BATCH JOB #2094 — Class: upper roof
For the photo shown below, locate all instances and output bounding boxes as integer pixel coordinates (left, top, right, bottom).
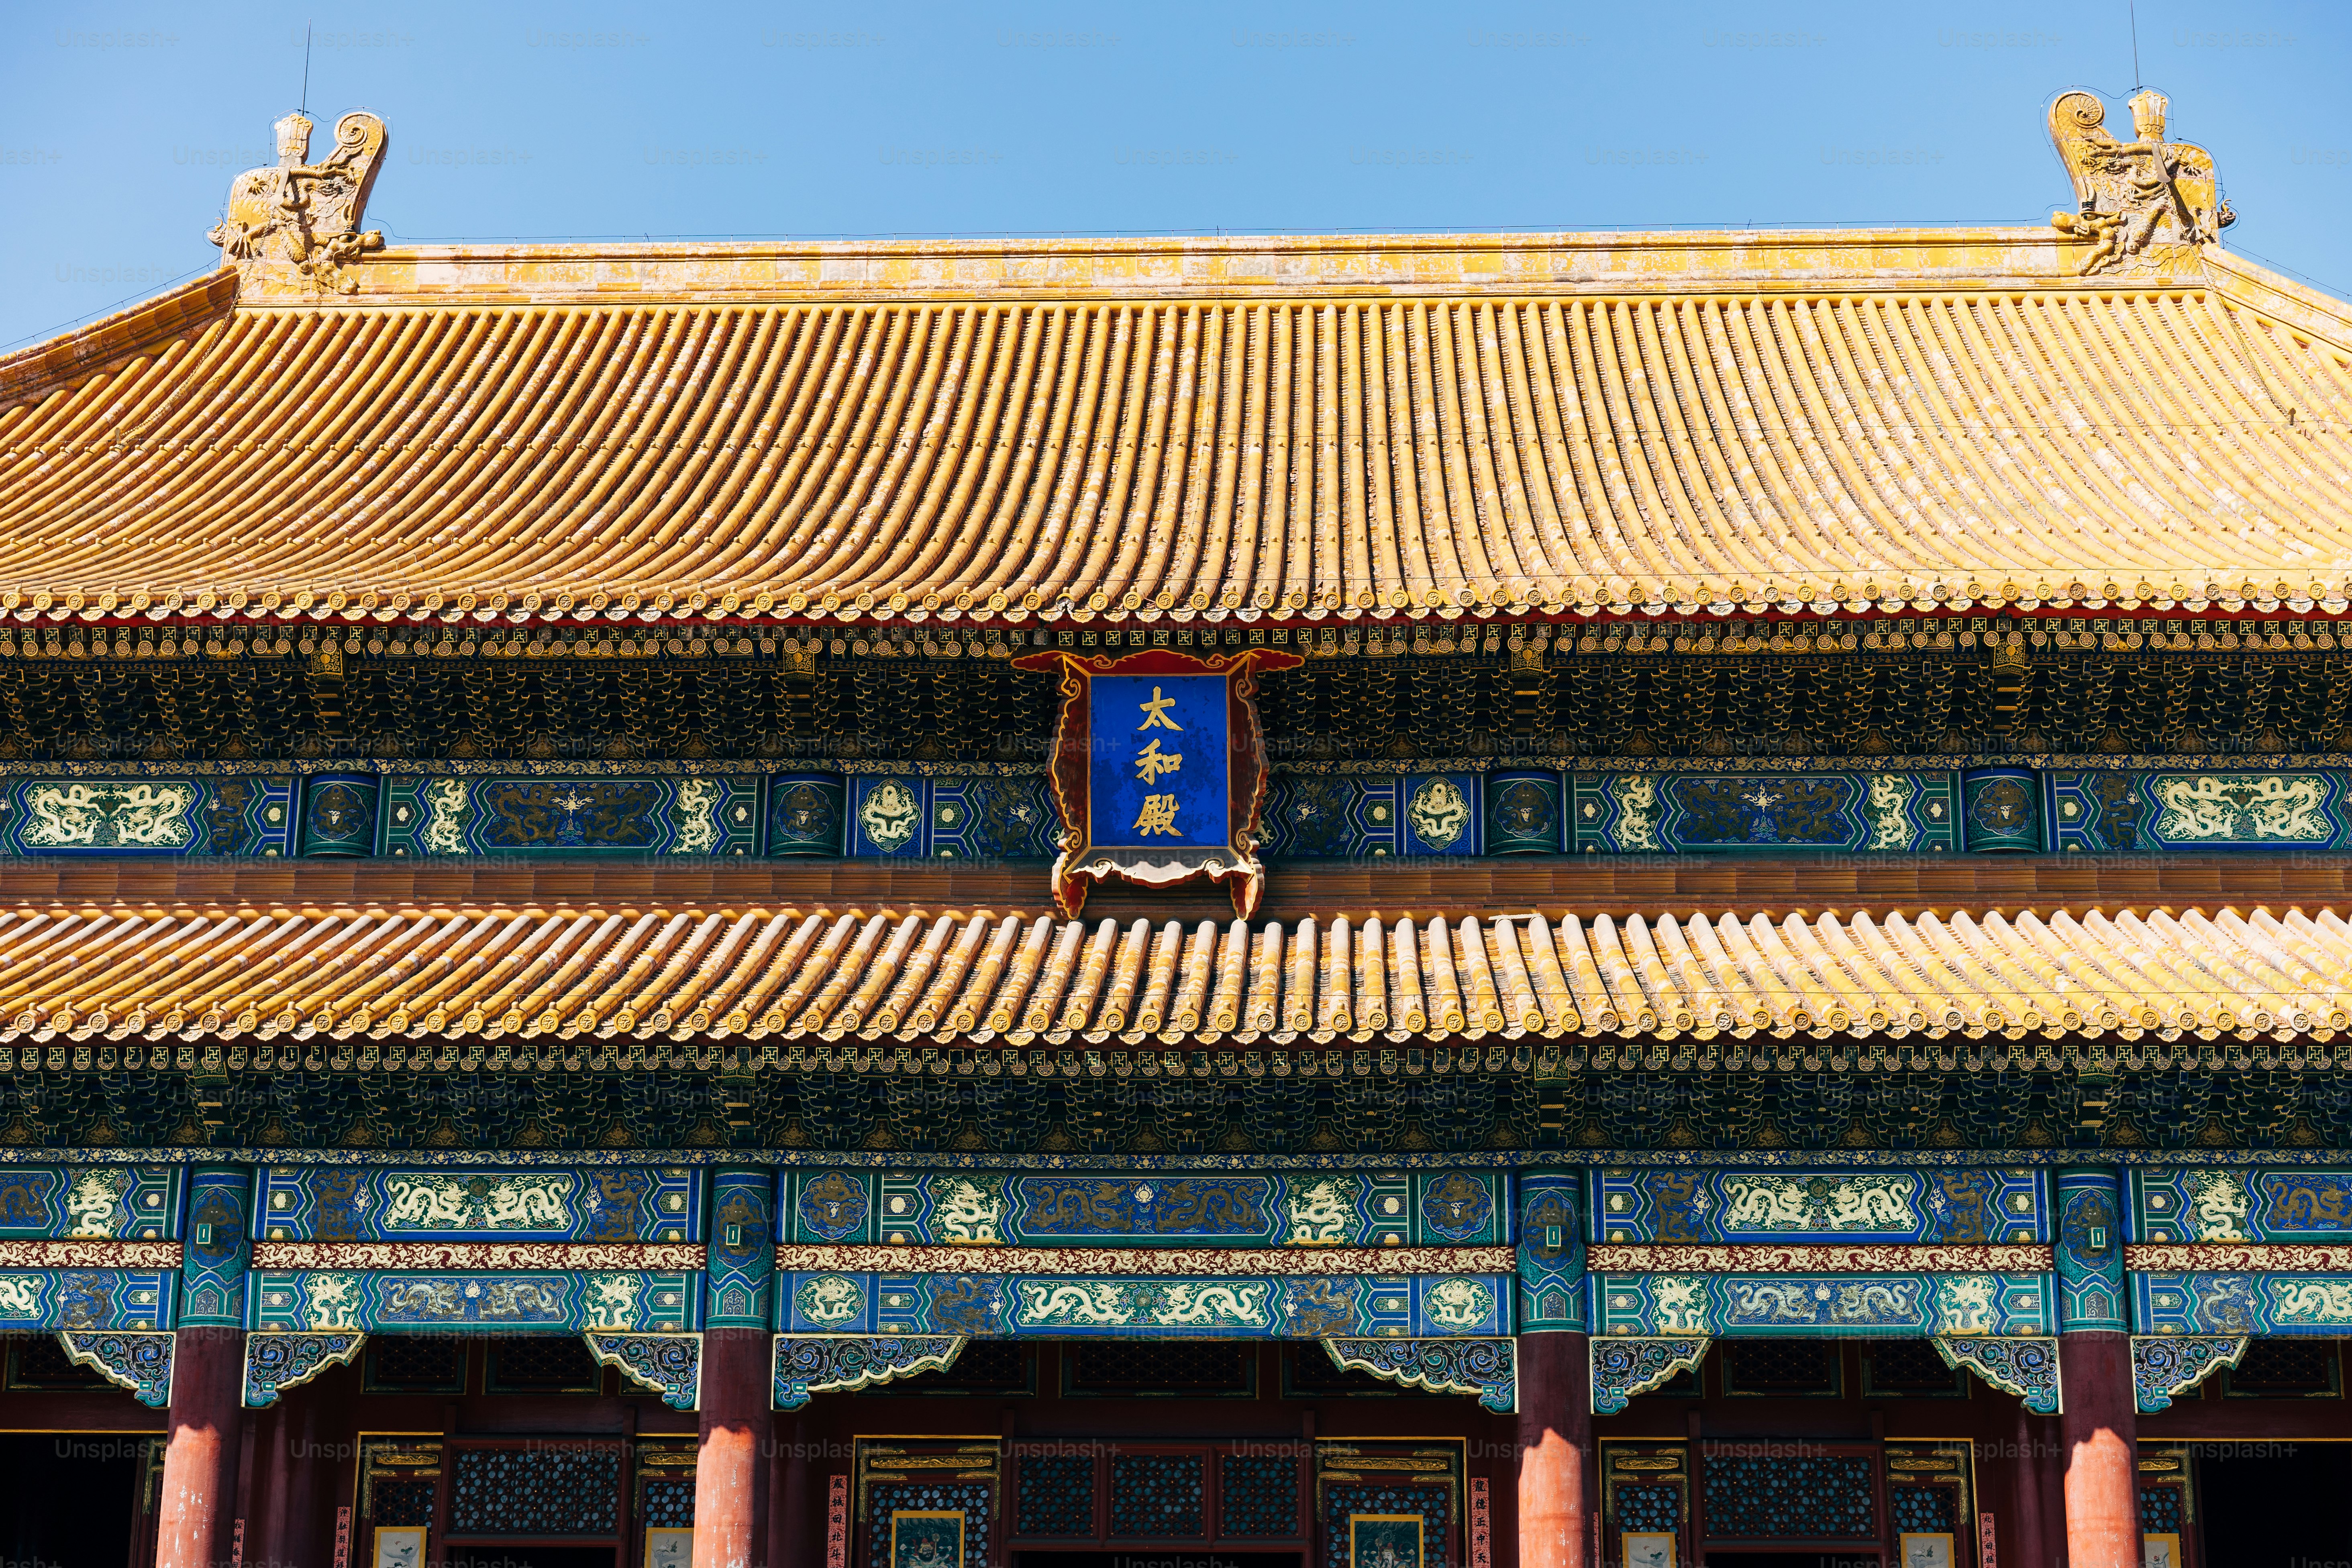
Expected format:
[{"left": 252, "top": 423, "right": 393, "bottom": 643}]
[{"left": 6, "top": 90, "right": 2350, "bottom": 628}]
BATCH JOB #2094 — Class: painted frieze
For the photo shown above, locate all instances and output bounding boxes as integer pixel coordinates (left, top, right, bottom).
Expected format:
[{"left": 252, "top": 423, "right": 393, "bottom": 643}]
[
  {"left": 0, "top": 1270, "right": 173, "bottom": 1331},
  {"left": 1591, "top": 1168, "right": 2045, "bottom": 1245},
  {"left": 2132, "top": 1166, "right": 2352, "bottom": 1245},
  {"left": 252, "top": 1268, "right": 698, "bottom": 1333},
  {"left": 0, "top": 1166, "right": 180, "bottom": 1239},
  {"left": 775, "top": 1246, "right": 1512, "bottom": 1276},
  {"left": 781, "top": 1170, "right": 1501, "bottom": 1248},
  {"left": 1571, "top": 771, "right": 1958, "bottom": 855},
  {"left": 1595, "top": 1272, "right": 2056, "bottom": 1338},
  {"left": 378, "top": 774, "right": 759, "bottom": 856},
  {"left": 2133, "top": 1272, "right": 2352, "bottom": 1336},
  {"left": 1259, "top": 773, "right": 1488, "bottom": 859},
  {"left": 255, "top": 1166, "right": 699, "bottom": 1242},
  {"left": 1012, "top": 647, "right": 1303, "bottom": 917},
  {"left": 1260, "top": 774, "right": 1401, "bottom": 859},
  {"left": 2046, "top": 767, "right": 2352, "bottom": 852},
  {"left": 775, "top": 1270, "right": 1512, "bottom": 1339},
  {"left": 842, "top": 775, "right": 1061, "bottom": 860},
  {"left": 0, "top": 775, "right": 294, "bottom": 856}
]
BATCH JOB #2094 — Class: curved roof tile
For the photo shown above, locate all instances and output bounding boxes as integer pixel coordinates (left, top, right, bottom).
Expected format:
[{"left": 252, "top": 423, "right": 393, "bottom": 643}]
[
  {"left": 0, "top": 901, "right": 2341, "bottom": 1048},
  {"left": 4, "top": 235, "right": 2352, "bottom": 623}
]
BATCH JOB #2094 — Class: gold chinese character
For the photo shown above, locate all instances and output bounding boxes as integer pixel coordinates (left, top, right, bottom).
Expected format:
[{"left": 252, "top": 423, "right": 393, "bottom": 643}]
[
  {"left": 1133, "top": 793, "right": 1181, "bottom": 836},
  {"left": 1134, "top": 738, "right": 1183, "bottom": 784},
  {"left": 1136, "top": 686, "right": 1183, "bottom": 732}
]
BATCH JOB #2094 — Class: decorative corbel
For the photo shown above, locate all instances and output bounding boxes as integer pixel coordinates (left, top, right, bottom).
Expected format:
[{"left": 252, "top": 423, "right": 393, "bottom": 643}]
[{"left": 1323, "top": 1337, "right": 1517, "bottom": 1414}]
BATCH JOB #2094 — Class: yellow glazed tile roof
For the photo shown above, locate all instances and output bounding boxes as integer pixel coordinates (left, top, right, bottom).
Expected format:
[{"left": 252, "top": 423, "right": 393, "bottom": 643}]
[
  {"left": 4, "top": 232, "right": 2352, "bottom": 624},
  {"left": 8, "top": 901, "right": 2350, "bottom": 1048}
]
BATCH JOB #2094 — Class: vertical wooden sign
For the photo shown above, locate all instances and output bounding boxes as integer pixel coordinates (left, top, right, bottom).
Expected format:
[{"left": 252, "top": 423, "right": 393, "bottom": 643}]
[{"left": 827, "top": 1472, "right": 852, "bottom": 1568}]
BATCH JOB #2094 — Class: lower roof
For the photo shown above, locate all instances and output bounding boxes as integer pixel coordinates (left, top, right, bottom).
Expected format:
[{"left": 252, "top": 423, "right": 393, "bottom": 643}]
[{"left": 4, "top": 897, "right": 2342, "bottom": 1048}]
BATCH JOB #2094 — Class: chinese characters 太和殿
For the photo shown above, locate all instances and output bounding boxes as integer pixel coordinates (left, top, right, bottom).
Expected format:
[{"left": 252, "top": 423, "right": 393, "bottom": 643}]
[{"left": 1134, "top": 685, "right": 1183, "bottom": 836}]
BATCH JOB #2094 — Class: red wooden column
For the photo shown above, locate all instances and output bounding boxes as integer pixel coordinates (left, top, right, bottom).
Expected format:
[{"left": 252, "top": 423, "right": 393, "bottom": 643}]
[
  {"left": 2060, "top": 1332, "right": 2138, "bottom": 1568},
  {"left": 693, "top": 1328, "right": 770, "bottom": 1568},
  {"left": 2056, "top": 1166, "right": 2136, "bottom": 1568},
  {"left": 771, "top": 1414, "right": 809, "bottom": 1568},
  {"left": 154, "top": 1325, "right": 246, "bottom": 1568},
  {"left": 1515, "top": 1169, "right": 1590, "bottom": 1568},
  {"left": 700, "top": 1166, "right": 777, "bottom": 1568},
  {"left": 2009, "top": 1408, "right": 2049, "bottom": 1568},
  {"left": 695, "top": 1329, "right": 773, "bottom": 1568},
  {"left": 1516, "top": 1332, "right": 1591, "bottom": 1568}
]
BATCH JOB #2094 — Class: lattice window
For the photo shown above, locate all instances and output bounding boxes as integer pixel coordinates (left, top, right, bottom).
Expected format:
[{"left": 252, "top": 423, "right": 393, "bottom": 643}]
[
  {"left": 1613, "top": 1483, "right": 1679, "bottom": 1534},
  {"left": 6, "top": 1336, "right": 111, "bottom": 1389},
  {"left": 485, "top": 1338, "right": 602, "bottom": 1394},
  {"left": 1325, "top": 1484, "right": 1449, "bottom": 1568},
  {"left": 1110, "top": 1454, "right": 1204, "bottom": 1538},
  {"left": 1015, "top": 1456, "right": 1095, "bottom": 1536},
  {"left": 1699, "top": 1454, "right": 1877, "bottom": 1540},
  {"left": 449, "top": 1445, "right": 621, "bottom": 1537},
  {"left": 2226, "top": 1338, "right": 2341, "bottom": 1397},
  {"left": 1219, "top": 1454, "right": 1300, "bottom": 1536},
  {"left": 918, "top": 1340, "right": 1032, "bottom": 1395},
  {"left": 369, "top": 1479, "right": 437, "bottom": 1529},
  {"left": 869, "top": 1482, "right": 991, "bottom": 1568},
  {"left": 1065, "top": 1342, "right": 1254, "bottom": 1396},
  {"left": 1283, "top": 1343, "right": 1440, "bottom": 1397},
  {"left": 364, "top": 1337, "right": 467, "bottom": 1394},
  {"left": 2140, "top": 1484, "right": 2183, "bottom": 1536},
  {"left": 1720, "top": 1340, "right": 1842, "bottom": 1397},
  {"left": 1866, "top": 1340, "right": 1965, "bottom": 1396},
  {"left": 641, "top": 1477, "right": 695, "bottom": 1529},
  {"left": 1890, "top": 1484, "right": 1957, "bottom": 1534}
]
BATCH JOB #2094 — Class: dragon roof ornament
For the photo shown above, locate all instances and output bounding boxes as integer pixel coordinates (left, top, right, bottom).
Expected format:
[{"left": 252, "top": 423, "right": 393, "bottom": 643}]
[
  {"left": 2047, "top": 86, "right": 2232, "bottom": 276},
  {"left": 207, "top": 108, "right": 389, "bottom": 293}
]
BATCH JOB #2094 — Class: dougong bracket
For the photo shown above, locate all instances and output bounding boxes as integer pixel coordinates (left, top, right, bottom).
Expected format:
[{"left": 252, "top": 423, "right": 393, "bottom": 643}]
[
  {"left": 2132, "top": 1335, "right": 2248, "bottom": 1414},
  {"left": 1323, "top": 1336, "right": 1517, "bottom": 1413},
  {"left": 60, "top": 1330, "right": 175, "bottom": 1409},
  {"left": 245, "top": 1331, "right": 366, "bottom": 1408},
  {"left": 1935, "top": 1335, "right": 2062, "bottom": 1415},
  {"left": 585, "top": 1331, "right": 703, "bottom": 1411},
  {"left": 1590, "top": 1336, "right": 1709, "bottom": 1415},
  {"left": 773, "top": 1334, "right": 965, "bottom": 1410}
]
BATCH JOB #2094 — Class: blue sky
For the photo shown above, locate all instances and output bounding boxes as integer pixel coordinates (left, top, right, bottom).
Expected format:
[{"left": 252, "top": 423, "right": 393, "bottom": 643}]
[{"left": 2, "top": 0, "right": 2346, "bottom": 351}]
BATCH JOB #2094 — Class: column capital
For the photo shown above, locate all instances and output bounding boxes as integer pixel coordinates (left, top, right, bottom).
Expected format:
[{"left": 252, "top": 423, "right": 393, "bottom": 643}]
[
  {"left": 2054, "top": 1167, "right": 2127, "bottom": 1333},
  {"left": 1516, "top": 1168, "right": 1587, "bottom": 1334},
  {"left": 705, "top": 1166, "right": 776, "bottom": 1329},
  {"left": 179, "top": 1164, "right": 255, "bottom": 1329}
]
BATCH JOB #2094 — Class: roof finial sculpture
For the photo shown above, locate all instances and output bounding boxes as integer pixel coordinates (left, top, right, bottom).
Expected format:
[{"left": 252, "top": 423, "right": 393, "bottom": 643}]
[
  {"left": 2047, "top": 87, "right": 2232, "bottom": 276},
  {"left": 207, "top": 108, "right": 388, "bottom": 294}
]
